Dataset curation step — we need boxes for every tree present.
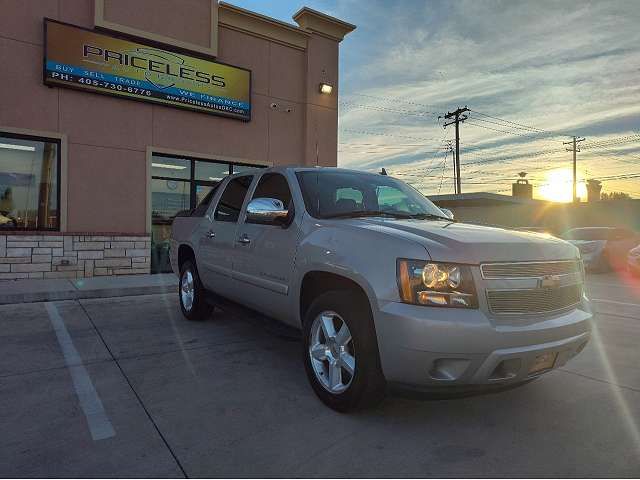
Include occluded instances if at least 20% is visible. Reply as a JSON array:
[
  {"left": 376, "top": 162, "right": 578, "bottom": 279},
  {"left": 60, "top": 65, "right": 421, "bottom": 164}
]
[{"left": 600, "top": 191, "right": 631, "bottom": 200}]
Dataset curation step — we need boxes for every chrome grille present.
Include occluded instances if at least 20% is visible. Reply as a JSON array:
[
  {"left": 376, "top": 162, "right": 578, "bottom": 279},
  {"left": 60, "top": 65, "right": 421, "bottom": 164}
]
[
  {"left": 481, "top": 260, "right": 580, "bottom": 279},
  {"left": 487, "top": 284, "right": 582, "bottom": 315}
]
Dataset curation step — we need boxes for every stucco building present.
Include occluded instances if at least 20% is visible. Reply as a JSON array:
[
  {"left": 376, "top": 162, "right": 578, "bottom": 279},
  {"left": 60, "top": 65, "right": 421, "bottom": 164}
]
[{"left": 0, "top": 0, "right": 354, "bottom": 278}]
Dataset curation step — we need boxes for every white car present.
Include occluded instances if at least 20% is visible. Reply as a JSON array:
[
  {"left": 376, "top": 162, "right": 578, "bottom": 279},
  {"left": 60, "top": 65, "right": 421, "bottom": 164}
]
[{"left": 561, "top": 227, "right": 639, "bottom": 272}]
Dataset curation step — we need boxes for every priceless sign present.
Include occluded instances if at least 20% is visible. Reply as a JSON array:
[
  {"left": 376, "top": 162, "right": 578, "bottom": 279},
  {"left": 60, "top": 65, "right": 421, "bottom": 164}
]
[{"left": 43, "top": 20, "right": 251, "bottom": 120}]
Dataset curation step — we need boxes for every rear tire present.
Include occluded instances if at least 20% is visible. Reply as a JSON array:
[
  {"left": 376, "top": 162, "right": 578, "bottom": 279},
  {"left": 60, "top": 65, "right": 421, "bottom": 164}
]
[
  {"left": 302, "top": 290, "right": 386, "bottom": 412},
  {"left": 179, "top": 260, "right": 212, "bottom": 321}
]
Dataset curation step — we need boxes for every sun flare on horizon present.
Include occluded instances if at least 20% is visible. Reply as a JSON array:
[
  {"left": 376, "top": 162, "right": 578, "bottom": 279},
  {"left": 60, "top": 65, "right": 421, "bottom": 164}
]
[{"left": 537, "top": 168, "right": 588, "bottom": 202}]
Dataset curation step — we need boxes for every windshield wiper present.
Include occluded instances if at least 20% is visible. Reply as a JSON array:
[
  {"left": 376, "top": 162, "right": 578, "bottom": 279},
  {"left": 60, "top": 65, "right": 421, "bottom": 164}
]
[
  {"left": 321, "top": 210, "right": 413, "bottom": 219},
  {"left": 406, "top": 213, "right": 454, "bottom": 221}
]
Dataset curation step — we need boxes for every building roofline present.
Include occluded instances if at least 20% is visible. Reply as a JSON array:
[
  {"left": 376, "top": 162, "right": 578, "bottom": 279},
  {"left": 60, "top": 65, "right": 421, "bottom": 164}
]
[
  {"left": 428, "top": 192, "right": 547, "bottom": 204},
  {"left": 218, "top": 1, "right": 310, "bottom": 50},
  {"left": 292, "top": 6, "right": 356, "bottom": 41}
]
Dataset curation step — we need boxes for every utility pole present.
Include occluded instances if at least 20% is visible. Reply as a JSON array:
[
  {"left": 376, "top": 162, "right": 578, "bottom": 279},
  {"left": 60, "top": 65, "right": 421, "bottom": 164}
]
[
  {"left": 442, "top": 106, "right": 469, "bottom": 194},
  {"left": 564, "top": 136, "right": 586, "bottom": 202}
]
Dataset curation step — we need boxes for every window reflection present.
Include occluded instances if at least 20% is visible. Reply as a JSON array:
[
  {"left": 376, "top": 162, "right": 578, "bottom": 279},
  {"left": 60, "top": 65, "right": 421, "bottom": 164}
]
[
  {"left": 151, "top": 155, "right": 190, "bottom": 179},
  {"left": 195, "top": 161, "right": 229, "bottom": 182},
  {"left": 0, "top": 134, "right": 59, "bottom": 230}
]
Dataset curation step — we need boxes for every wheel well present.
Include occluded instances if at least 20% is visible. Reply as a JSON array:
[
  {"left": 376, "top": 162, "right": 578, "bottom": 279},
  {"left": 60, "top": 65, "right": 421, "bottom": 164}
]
[
  {"left": 300, "top": 271, "right": 370, "bottom": 323},
  {"left": 178, "top": 244, "right": 195, "bottom": 270}
]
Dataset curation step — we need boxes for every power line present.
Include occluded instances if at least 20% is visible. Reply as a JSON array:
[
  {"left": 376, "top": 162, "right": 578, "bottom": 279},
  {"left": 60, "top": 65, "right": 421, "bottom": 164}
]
[
  {"left": 466, "top": 119, "right": 551, "bottom": 139},
  {"left": 339, "top": 101, "right": 439, "bottom": 117},
  {"left": 340, "top": 128, "right": 442, "bottom": 142},
  {"left": 344, "top": 92, "right": 444, "bottom": 112},
  {"left": 469, "top": 109, "right": 576, "bottom": 137},
  {"left": 468, "top": 115, "right": 548, "bottom": 134}
]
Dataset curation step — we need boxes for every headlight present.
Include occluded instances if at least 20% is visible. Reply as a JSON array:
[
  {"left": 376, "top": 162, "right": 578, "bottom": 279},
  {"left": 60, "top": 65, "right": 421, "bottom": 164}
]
[{"left": 397, "top": 259, "right": 478, "bottom": 308}]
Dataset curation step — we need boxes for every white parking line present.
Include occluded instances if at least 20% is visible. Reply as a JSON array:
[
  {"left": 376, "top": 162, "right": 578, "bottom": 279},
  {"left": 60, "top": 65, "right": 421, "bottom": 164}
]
[
  {"left": 591, "top": 298, "right": 640, "bottom": 308},
  {"left": 45, "top": 302, "right": 115, "bottom": 441}
]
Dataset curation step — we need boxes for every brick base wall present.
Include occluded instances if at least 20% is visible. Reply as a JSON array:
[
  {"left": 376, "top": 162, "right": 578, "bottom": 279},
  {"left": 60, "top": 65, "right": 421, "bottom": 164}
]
[{"left": 0, "top": 233, "right": 151, "bottom": 280}]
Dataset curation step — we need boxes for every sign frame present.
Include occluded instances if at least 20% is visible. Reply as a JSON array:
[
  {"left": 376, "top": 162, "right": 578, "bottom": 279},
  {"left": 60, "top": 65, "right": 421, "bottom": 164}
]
[{"left": 43, "top": 18, "right": 252, "bottom": 121}]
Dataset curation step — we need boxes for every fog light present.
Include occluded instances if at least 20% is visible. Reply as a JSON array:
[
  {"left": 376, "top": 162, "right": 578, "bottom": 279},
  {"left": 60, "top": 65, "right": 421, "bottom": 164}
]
[
  {"left": 428, "top": 358, "right": 470, "bottom": 381},
  {"left": 489, "top": 358, "right": 522, "bottom": 380}
]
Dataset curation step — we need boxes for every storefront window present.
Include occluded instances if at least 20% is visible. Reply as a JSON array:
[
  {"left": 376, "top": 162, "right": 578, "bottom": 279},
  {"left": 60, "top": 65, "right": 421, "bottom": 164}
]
[
  {"left": 151, "top": 155, "right": 190, "bottom": 180},
  {"left": 195, "top": 161, "right": 230, "bottom": 182},
  {"left": 0, "top": 134, "right": 60, "bottom": 231},
  {"left": 232, "top": 164, "right": 261, "bottom": 174},
  {"left": 151, "top": 179, "right": 190, "bottom": 223},
  {"left": 151, "top": 178, "right": 190, "bottom": 273}
]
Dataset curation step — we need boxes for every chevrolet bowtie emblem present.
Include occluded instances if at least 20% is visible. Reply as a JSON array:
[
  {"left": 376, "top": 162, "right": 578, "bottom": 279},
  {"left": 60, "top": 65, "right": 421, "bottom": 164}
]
[{"left": 538, "top": 274, "right": 561, "bottom": 289}]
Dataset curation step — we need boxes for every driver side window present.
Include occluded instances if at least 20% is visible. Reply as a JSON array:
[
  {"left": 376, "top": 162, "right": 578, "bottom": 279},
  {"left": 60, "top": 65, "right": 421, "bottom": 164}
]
[
  {"left": 377, "top": 185, "right": 411, "bottom": 212},
  {"left": 251, "top": 173, "right": 292, "bottom": 206},
  {"left": 214, "top": 175, "right": 254, "bottom": 222},
  {"left": 335, "top": 187, "right": 364, "bottom": 212}
]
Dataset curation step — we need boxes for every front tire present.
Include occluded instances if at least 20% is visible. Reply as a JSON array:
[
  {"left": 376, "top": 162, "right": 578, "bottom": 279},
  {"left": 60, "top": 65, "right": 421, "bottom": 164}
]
[
  {"left": 302, "top": 290, "right": 386, "bottom": 412},
  {"left": 179, "top": 260, "right": 212, "bottom": 321}
]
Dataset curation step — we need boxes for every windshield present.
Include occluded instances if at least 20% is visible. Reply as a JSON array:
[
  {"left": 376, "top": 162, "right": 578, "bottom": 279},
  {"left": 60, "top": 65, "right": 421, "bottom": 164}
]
[
  {"left": 296, "top": 170, "right": 448, "bottom": 220},
  {"left": 562, "top": 228, "right": 611, "bottom": 240}
]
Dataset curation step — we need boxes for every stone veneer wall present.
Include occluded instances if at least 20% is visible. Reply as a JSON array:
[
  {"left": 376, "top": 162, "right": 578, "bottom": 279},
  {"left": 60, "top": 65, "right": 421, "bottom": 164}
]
[{"left": 0, "top": 233, "right": 151, "bottom": 280}]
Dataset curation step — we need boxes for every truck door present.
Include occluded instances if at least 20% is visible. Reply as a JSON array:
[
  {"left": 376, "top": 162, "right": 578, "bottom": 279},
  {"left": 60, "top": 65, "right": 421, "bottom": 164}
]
[
  {"left": 232, "top": 172, "right": 300, "bottom": 320},
  {"left": 199, "top": 174, "right": 255, "bottom": 297}
]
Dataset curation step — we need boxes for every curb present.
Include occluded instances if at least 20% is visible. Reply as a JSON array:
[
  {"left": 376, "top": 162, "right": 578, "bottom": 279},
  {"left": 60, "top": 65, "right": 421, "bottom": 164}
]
[{"left": 0, "top": 278, "right": 177, "bottom": 305}]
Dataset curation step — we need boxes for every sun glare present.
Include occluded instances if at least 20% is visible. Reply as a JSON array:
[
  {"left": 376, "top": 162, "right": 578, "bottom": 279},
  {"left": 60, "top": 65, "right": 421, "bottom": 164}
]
[{"left": 538, "top": 169, "right": 587, "bottom": 202}]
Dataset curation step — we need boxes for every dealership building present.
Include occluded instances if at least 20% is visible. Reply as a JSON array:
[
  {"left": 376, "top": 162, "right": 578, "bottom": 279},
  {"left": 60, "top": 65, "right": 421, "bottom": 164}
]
[{"left": 0, "top": 0, "right": 354, "bottom": 278}]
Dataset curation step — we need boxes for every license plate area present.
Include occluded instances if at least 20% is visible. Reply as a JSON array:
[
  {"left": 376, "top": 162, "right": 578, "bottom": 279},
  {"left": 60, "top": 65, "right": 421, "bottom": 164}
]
[{"left": 528, "top": 351, "right": 558, "bottom": 375}]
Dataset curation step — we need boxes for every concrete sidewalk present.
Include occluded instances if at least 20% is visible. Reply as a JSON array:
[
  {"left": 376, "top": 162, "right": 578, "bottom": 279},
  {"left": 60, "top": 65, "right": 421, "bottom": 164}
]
[{"left": 0, "top": 273, "right": 178, "bottom": 305}]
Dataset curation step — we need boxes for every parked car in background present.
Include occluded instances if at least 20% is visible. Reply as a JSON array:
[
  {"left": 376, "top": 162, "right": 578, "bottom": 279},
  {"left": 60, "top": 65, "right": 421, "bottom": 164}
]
[
  {"left": 628, "top": 245, "right": 640, "bottom": 276},
  {"left": 561, "top": 227, "right": 639, "bottom": 272},
  {"left": 515, "top": 226, "right": 554, "bottom": 236},
  {"left": 171, "top": 167, "right": 592, "bottom": 411}
]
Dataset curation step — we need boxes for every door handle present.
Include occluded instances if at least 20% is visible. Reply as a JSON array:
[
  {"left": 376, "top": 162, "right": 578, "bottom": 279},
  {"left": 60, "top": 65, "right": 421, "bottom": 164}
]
[
  {"left": 206, "top": 230, "right": 215, "bottom": 238},
  {"left": 237, "top": 234, "right": 251, "bottom": 245}
]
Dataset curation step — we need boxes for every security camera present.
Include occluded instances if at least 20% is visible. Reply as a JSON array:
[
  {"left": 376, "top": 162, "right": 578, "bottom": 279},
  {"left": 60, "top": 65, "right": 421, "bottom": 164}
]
[{"left": 270, "top": 103, "right": 278, "bottom": 109}]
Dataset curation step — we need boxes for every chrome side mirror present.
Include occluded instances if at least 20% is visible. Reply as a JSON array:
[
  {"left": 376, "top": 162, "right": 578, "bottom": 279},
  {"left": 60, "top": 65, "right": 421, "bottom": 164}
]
[
  {"left": 440, "top": 208, "right": 454, "bottom": 220},
  {"left": 246, "top": 198, "right": 289, "bottom": 226}
]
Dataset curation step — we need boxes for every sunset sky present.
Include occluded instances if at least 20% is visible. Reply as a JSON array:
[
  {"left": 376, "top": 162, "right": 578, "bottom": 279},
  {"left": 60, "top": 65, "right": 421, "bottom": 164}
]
[{"left": 233, "top": 0, "right": 640, "bottom": 200}]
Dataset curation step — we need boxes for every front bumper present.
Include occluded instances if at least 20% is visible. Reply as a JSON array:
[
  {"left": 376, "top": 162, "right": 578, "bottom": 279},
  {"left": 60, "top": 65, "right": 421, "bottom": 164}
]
[{"left": 374, "top": 298, "right": 592, "bottom": 388}]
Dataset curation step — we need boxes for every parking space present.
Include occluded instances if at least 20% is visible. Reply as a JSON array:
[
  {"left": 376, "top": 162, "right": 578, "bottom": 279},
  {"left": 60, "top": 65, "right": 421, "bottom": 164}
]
[{"left": 1, "top": 273, "right": 639, "bottom": 477}]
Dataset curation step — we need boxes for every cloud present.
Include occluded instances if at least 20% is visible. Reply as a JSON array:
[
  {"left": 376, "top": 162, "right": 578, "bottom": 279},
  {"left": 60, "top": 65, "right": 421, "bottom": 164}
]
[{"left": 336, "top": 0, "right": 640, "bottom": 197}]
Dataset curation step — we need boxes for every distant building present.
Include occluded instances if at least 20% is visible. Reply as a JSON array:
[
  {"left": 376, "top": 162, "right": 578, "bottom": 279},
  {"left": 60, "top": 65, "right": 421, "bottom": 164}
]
[
  {"left": 429, "top": 192, "right": 640, "bottom": 234},
  {"left": 586, "top": 180, "right": 603, "bottom": 202},
  {"left": 512, "top": 172, "right": 533, "bottom": 199}
]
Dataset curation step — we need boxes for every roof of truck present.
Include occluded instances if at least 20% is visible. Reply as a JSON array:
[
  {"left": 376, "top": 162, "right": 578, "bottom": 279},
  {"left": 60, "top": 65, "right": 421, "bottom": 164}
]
[{"left": 230, "top": 166, "right": 380, "bottom": 176}]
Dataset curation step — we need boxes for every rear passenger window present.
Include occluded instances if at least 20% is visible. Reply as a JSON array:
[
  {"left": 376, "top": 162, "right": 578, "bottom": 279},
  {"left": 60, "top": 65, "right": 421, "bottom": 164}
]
[
  {"left": 214, "top": 176, "right": 254, "bottom": 222},
  {"left": 191, "top": 184, "right": 220, "bottom": 217},
  {"left": 251, "top": 173, "right": 293, "bottom": 209}
]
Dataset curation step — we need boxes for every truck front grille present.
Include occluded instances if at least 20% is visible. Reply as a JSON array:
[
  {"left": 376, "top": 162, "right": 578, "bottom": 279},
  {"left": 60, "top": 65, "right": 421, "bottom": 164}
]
[
  {"left": 487, "top": 283, "right": 582, "bottom": 315},
  {"left": 481, "top": 260, "right": 580, "bottom": 279}
]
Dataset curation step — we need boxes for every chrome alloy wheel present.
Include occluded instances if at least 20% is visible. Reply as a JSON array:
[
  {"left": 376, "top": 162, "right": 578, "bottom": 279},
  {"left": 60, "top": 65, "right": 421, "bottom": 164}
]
[
  {"left": 180, "top": 269, "right": 195, "bottom": 312},
  {"left": 309, "top": 311, "right": 356, "bottom": 394}
]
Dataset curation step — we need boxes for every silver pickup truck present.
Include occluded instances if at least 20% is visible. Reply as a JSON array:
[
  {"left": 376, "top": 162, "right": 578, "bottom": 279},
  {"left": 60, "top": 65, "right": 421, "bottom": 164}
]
[{"left": 170, "top": 167, "right": 592, "bottom": 411}]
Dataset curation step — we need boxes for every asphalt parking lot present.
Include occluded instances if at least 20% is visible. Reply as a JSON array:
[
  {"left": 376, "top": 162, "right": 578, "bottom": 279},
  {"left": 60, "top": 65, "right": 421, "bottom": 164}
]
[{"left": 1, "top": 272, "right": 639, "bottom": 477}]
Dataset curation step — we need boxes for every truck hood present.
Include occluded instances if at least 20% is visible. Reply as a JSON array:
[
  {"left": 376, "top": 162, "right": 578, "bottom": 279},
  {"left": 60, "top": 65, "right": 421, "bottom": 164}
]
[{"left": 341, "top": 218, "right": 579, "bottom": 264}]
